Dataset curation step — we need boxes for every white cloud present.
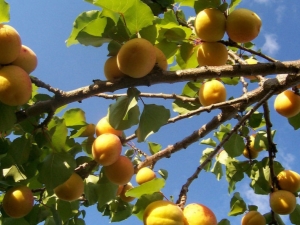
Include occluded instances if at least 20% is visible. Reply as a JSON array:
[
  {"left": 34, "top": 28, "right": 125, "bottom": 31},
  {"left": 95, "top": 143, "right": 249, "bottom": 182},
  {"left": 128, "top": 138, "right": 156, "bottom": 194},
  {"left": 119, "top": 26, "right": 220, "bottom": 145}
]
[
  {"left": 254, "top": 0, "right": 271, "bottom": 3},
  {"left": 242, "top": 185, "right": 270, "bottom": 213},
  {"left": 261, "top": 34, "right": 280, "bottom": 55},
  {"left": 277, "top": 150, "right": 295, "bottom": 170},
  {"left": 275, "top": 5, "right": 286, "bottom": 23}
]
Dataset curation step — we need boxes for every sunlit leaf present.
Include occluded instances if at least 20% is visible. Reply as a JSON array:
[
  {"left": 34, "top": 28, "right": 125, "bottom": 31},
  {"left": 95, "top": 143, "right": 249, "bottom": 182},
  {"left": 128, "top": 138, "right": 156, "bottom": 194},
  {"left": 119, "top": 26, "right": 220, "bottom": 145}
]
[
  {"left": 201, "top": 138, "right": 217, "bottom": 147},
  {"left": 226, "top": 158, "right": 244, "bottom": 193},
  {"left": 125, "top": 178, "right": 165, "bottom": 198},
  {"left": 0, "top": 0, "right": 10, "bottom": 23},
  {"left": 290, "top": 204, "right": 300, "bottom": 224},
  {"left": 288, "top": 112, "right": 300, "bottom": 130},
  {"left": 224, "top": 133, "right": 245, "bottom": 158},
  {"left": 200, "top": 148, "right": 214, "bottom": 171},
  {"left": 97, "top": 169, "right": 118, "bottom": 208},
  {"left": 63, "top": 108, "right": 87, "bottom": 126},
  {"left": 228, "top": 0, "right": 242, "bottom": 13},
  {"left": 148, "top": 142, "right": 162, "bottom": 155},
  {"left": 228, "top": 192, "right": 247, "bottom": 216},
  {"left": 48, "top": 117, "right": 68, "bottom": 152},
  {"left": 211, "top": 161, "right": 223, "bottom": 180}
]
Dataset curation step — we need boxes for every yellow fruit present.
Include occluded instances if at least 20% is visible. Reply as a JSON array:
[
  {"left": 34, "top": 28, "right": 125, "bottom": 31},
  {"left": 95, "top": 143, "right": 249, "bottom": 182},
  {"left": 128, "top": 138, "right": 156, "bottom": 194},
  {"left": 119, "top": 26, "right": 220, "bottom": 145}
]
[
  {"left": 244, "top": 58, "right": 258, "bottom": 80},
  {"left": 2, "top": 186, "right": 34, "bottom": 218},
  {"left": 241, "top": 211, "right": 266, "bottom": 225},
  {"left": 0, "top": 65, "right": 32, "bottom": 106},
  {"left": 277, "top": 170, "right": 300, "bottom": 193},
  {"left": 95, "top": 117, "right": 123, "bottom": 137},
  {"left": 198, "top": 80, "right": 226, "bottom": 106},
  {"left": 92, "top": 133, "right": 122, "bottom": 166},
  {"left": 154, "top": 47, "right": 168, "bottom": 70},
  {"left": 117, "top": 183, "right": 135, "bottom": 202},
  {"left": 11, "top": 45, "right": 37, "bottom": 74},
  {"left": 104, "top": 56, "right": 125, "bottom": 81},
  {"left": 183, "top": 203, "right": 217, "bottom": 225},
  {"left": 274, "top": 90, "right": 300, "bottom": 118},
  {"left": 54, "top": 172, "right": 84, "bottom": 202},
  {"left": 194, "top": 8, "right": 226, "bottom": 42},
  {"left": 197, "top": 42, "right": 228, "bottom": 66},
  {"left": 136, "top": 167, "right": 156, "bottom": 185},
  {"left": 78, "top": 123, "right": 95, "bottom": 137},
  {"left": 0, "top": 24, "right": 22, "bottom": 64},
  {"left": 242, "top": 148, "right": 259, "bottom": 159},
  {"left": 248, "top": 134, "right": 263, "bottom": 152},
  {"left": 104, "top": 155, "right": 134, "bottom": 185},
  {"left": 143, "top": 200, "right": 186, "bottom": 225},
  {"left": 269, "top": 190, "right": 296, "bottom": 215},
  {"left": 226, "top": 8, "right": 262, "bottom": 43},
  {"left": 117, "top": 38, "right": 156, "bottom": 78}
]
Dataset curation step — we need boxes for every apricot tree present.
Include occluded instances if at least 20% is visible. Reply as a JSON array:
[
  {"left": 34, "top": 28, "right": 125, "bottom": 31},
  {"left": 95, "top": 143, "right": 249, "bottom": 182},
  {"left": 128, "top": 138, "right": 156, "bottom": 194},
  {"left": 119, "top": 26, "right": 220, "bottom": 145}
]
[{"left": 0, "top": 0, "right": 300, "bottom": 225}]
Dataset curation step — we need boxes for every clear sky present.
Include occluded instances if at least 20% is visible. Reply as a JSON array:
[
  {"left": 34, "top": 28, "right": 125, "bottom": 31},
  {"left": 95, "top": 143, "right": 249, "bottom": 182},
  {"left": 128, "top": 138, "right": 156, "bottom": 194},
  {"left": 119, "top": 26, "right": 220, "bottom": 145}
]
[{"left": 7, "top": 0, "right": 300, "bottom": 224}]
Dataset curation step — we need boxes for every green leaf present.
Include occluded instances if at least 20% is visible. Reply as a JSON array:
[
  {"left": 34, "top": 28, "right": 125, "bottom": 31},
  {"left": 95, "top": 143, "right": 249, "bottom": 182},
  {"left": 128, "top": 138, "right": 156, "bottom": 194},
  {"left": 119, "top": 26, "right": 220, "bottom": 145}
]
[
  {"left": 264, "top": 212, "right": 285, "bottom": 225},
  {"left": 248, "top": 112, "right": 264, "bottom": 129},
  {"left": 97, "top": 169, "right": 118, "bottom": 208},
  {"left": 288, "top": 112, "right": 300, "bottom": 130},
  {"left": 3, "top": 218, "right": 30, "bottom": 225},
  {"left": 155, "top": 39, "right": 179, "bottom": 60},
  {"left": 221, "top": 77, "right": 240, "bottom": 85},
  {"left": 7, "top": 134, "right": 32, "bottom": 165},
  {"left": 194, "top": 0, "right": 221, "bottom": 13},
  {"left": 201, "top": 138, "right": 217, "bottom": 147},
  {"left": 218, "top": 219, "right": 231, "bottom": 225},
  {"left": 0, "top": 0, "right": 9, "bottom": 23},
  {"left": 290, "top": 204, "right": 300, "bottom": 224},
  {"left": 84, "top": 175, "right": 100, "bottom": 206},
  {"left": 228, "top": 0, "right": 242, "bottom": 13},
  {"left": 108, "top": 88, "right": 140, "bottom": 130},
  {"left": 136, "top": 104, "right": 170, "bottom": 142},
  {"left": 158, "top": 169, "right": 168, "bottom": 180},
  {"left": 148, "top": 142, "right": 162, "bottom": 155},
  {"left": 226, "top": 158, "right": 244, "bottom": 193},
  {"left": 37, "top": 152, "right": 76, "bottom": 190},
  {"left": 63, "top": 108, "right": 86, "bottom": 126},
  {"left": 200, "top": 148, "right": 214, "bottom": 171},
  {"left": 228, "top": 192, "right": 247, "bottom": 216},
  {"left": 224, "top": 133, "right": 245, "bottom": 158},
  {"left": 92, "top": 0, "right": 154, "bottom": 34},
  {"left": 56, "top": 199, "right": 80, "bottom": 222},
  {"left": 125, "top": 178, "right": 165, "bottom": 198},
  {"left": 0, "top": 102, "right": 17, "bottom": 132},
  {"left": 48, "top": 117, "right": 68, "bottom": 152},
  {"left": 211, "top": 161, "right": 223, "bottom": 180},
  {"left": 175, "top": 43, "right": 198, "bottom": 69}
]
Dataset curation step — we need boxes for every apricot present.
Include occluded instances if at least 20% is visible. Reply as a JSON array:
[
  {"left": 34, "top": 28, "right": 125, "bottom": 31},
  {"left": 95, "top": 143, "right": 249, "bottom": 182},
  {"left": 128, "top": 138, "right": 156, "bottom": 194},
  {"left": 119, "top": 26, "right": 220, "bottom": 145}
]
[
  {"left": 198, "top": 80, "right": 226, "bottom": 106},
  {"left": 78, "top": 123, "right": 95, "bottom": 137},
  {"left": 92, "top": 133, "right": 122, "bottom": 166},
  {"left": 277, "top": 170, "right": 300, "bottom": 193},
  {"left": 241, "top": 211, "right": 266, "bottom": 225},
  {"left": 248, "top": 134, "right": 263, "bottom": 152},
  {"left": 183, "top": 203, "right": 217, "bottom": 225},
  {"left": 136, "top": 167, "right": 156, "bottom": 185},
  {"left": 194, "top": 8, "right": 226, "bottom": 42},
  {"left": 0, "top": 24, "right": 22, "bottom": 64},
  {"left": 95, "top": 117, "right": 123, "bottom": 137},
  {"left": 197, "top": 42, "right": 228, "bottom": 66},
  {"left": 226, "top": 8, "right": 262, "bottom": 43},
  {"left": 104, "top": 155, "right": 134, "bottom": 185},
  {"left": 242, "top": 148, "right": 259, "bottom": 159},
  {"left": 11, "top": 45, "right": 37, "bottom": 74},
  {"left": 117, "top": 38, "right": 156, "bottom": 78},
  {"left": 244, "top": 58, "right": 258, "bottom": 80},
  {"left": 143, "top": 200, "right": 186, "bottom": 225},
  {"left": 117, "top": 183, "right": 135, "bottom": 202},
  {"left": 269, "top": 190, "right": 296, "bottom": 215},
  {"left": 103, "top": 56, "right": 125, "bottom": 81},
  {"left": 54, "top": 172, "right": 84, "bottom": 202},
  {"left": 274, "top": 90, "right": 300, "bottom": 118},
  {"left": 2, "top": 185, "right": 34, "bottom": 218},
  {"left": 154, "top": 46, "right": 168, "bottom": 70},
  {"left": 0, "top": 65, "right": 32, "bottom": 106}
]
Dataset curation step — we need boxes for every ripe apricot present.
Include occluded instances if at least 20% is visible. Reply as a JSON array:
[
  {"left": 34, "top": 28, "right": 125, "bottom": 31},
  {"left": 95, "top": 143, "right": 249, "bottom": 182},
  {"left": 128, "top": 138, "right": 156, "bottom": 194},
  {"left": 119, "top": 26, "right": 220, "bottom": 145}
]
[
  {"left": 269, "top": 190, "right": 296, "bottom": 215},
  {"left": 194, "top": 8, "right": 226, "bottom": 42},
  {"left": 117, "top": 38, "right": 156, "bottom": 78},
  {"left": 117, "top": 183, "right": 135, "bottom": 202},
  {"left": 277, "top": 170, "right": 300, "bottom": 193},
  {"left": 136, "top": 167, "right": 156, "bottom": 185},
  {"left": 143, "top": 200, "right": 186, "bottom": 225},
  {"left": 0, "top": 65, "right": 32, "bottom": 106},
  {"left": 54, "top": 172, "right": 84, "bottom": 202},
  {"left": 11, "top": 45, "right": 37, "bottom": 74},
  {"left": 2, "top": 185, "right": 34, "bottom": 218},
  {"left": 0, "top": 24, "right": 22, "bottom": 64},
  {"left": 197, "top": 42, "right": 228, "bottom": 66},
  {"left": 274, "top": 90, "right": 300, "bottom": 118},
  {"left": 95, "top": 117, "right": 123, "bottom": 137},
  {"left": 92, "top": 133, "right": 122, "bottom": 166},
  {"left": 198, "top": 80, "right": 226, "bottom": 106},
  {"left": 154, "top": 47, "right": 168, "bottom": 71},
  {"left": 226, "top": 8, "right": 262, "bottom": 43},
  {"left": 104, "top": 155, "right": 134, "bottom": 185},
  {"left": 183, "top": 203, "right": 217, "bottom": 225},
  {"left": 242, "top": 148, "right": 259, "bottom": 159},
  {"left": 241, "top": 211, "right": 266, "bottom": 225},
  {"left": 104, "top": 56, "right": 125, "bottom": 81}
]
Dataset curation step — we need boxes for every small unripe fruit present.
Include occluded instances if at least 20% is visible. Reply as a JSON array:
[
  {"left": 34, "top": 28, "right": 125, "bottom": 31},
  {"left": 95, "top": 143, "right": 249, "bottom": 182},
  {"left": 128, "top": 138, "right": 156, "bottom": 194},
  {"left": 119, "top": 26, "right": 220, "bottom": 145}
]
[
  {"left": 194, "top": 8, "right": 226, "bottom": 42},
  {"left": 95, "top": 117, "right": 123, "bottom": 137},
  {"left": 242, "top": 148, "right": 259, "bottom": 159},
  {"left": 2, "top": 186, "right": 34, "bottom": 218},
  {"left": 197, "top": 42, "right": 228, "bottom": 66},
  {"left": 92, "top": 133, "right": 122, "bottom": 166},
  {"left": 226, "top": 8, "right": 262, "bottom": 43},
  {"left": 54, "top": 173, "right": 84, "bottom": 202},
  {"left": 136, "top": 167, "right": 156, "bottom": 185},
  {"left": 274, "top": 90, "right": 300, "bottom": 118},
  {"left": 198, "top": 80, "right": 226, "bottom": 106},
  {"left": 117, "top": 38, "right": 156, "bottom": 78},
  {"left": 269, "top": 190, "right": 296, "bottom": 215},
  {"left": 11, "top": 45, "right": 37, "bottom": 74},
  {"left": 104, "top": 155, "right": 134, "bottom": 185},
  {"left": 104, "top": 56, "right": 125, "bottom": 80},
  {"left": 0, "top": 24, "right": 22, "bottom": 64},
  {"left": 241, "top": 211, "right": 266, "bottom": 225},
  {"left": 183, "top": 203, "right": 217, "bottom": 225},
  {"left": 277, "top": 170, "right": 300, "bottom": 193}
]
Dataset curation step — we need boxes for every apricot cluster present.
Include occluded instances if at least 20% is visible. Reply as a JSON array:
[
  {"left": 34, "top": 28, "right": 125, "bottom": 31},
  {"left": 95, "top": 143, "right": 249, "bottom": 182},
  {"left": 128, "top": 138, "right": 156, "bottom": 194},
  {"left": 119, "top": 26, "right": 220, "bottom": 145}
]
[
  {"left": 194, "top": 8, "right": 261, "bottom": 66},
  {"left": 0, "top": 24, "right": 37, "bottom": 106},
  {"left": 103, "top": 38, "right": 167, "bottom": 80},
  {"left": 242, "top": 134, "right": 264, "bottom": 159}
]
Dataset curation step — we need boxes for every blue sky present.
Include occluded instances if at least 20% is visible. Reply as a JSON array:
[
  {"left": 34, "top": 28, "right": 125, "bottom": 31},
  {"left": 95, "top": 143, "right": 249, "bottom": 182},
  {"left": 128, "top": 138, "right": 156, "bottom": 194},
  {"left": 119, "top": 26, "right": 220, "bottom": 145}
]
[{"left": 7, "top": 0, "right": 300, "bottom": 224}]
